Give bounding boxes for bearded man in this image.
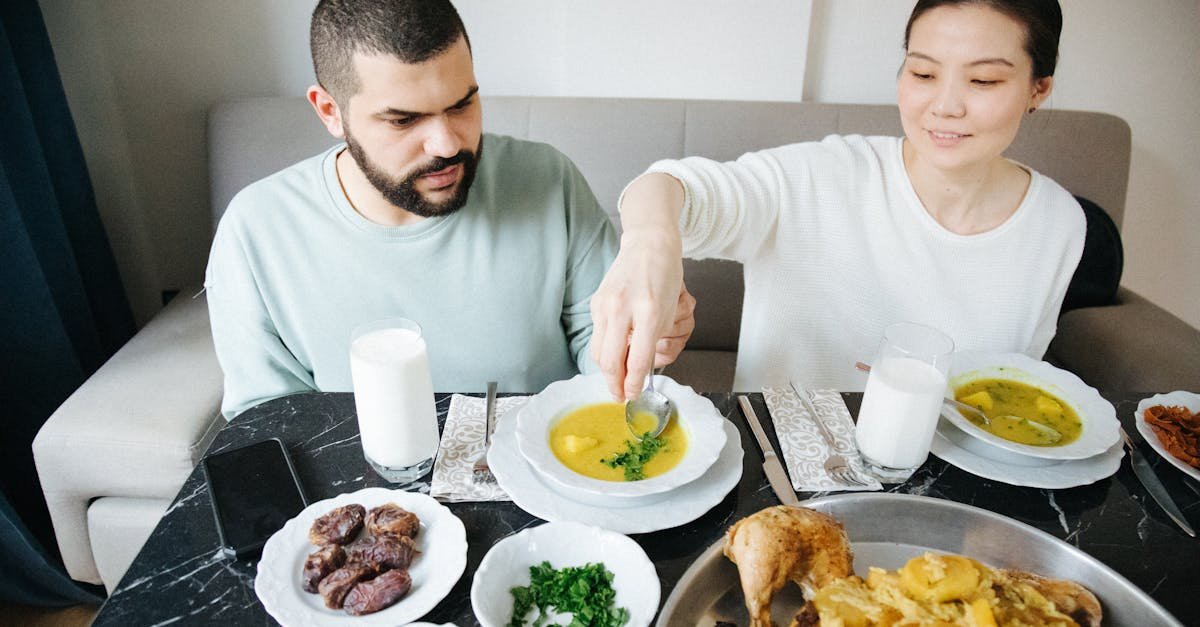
[206,0,693,418]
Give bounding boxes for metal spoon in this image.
[944,397,994,426]
[625,370,673,440]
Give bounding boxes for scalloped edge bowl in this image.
[470,521,659,627]
[515,373,727,506]
[941,352,1119,461]
[1135,391,1200,482]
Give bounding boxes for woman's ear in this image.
[1029,75,1054,112]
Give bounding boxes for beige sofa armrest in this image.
[33,289,224,584]
[1048,287,1200,393]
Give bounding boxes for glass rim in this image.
[350,316,423,341]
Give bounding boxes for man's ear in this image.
[307,85,346,139]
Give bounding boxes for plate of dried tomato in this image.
[1135,391,1200,482]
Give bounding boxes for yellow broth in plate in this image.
[954,379,1082,446]
[549,402,687,481]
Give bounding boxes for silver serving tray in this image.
[657,493,1179,627]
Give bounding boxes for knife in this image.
[1121,427,1195,537]
[737,395,800,507]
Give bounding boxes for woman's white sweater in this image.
[647,135,1085,392]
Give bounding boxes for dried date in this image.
[366,503,421,538]
[309,504,366,546]
[344,569,412,615]
[317,564,373,609]
[346,533,418,572]
[301,544,346,593]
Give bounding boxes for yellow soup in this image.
[549,402,688,481]
[954,379,1082,446]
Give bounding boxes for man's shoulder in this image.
[481,133,577,173]
[221,148,336,226]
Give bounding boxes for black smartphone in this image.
[201,437,309,559]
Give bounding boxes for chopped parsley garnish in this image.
[508,561,630,627]
[600,435,667,481]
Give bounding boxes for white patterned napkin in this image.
[763,387,882,492]
[430,394,529,502]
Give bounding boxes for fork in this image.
[472,381,498,483]
[789,382,870,487]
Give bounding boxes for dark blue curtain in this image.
[1,0,132,605]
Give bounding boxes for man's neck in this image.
[334,148,425,226]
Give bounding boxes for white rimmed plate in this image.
[941,352,1118,461]
[515,374,727,506]
[255,487,467,627]
[470,521,659,627]
[492,411,743,533]
[1135,391,1200,482]
[931,418,1123,489]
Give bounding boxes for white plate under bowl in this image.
[491,413,743,533]
[255,487,467,627]
[470,521,659,627]
[941,352,1118,461]
[515,373,727,507]
[1135,391,1200,483]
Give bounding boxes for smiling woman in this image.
[588,0,1088,395]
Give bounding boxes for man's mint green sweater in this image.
[205,134,617,418]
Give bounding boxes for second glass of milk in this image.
[349,317,440,484]
[854,322,954,482]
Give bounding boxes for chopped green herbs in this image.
[508,561,630,627]
[600,435,667,481]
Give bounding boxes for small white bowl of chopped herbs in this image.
[470,521,659,627]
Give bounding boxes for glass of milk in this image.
[349,318,440,484]
[854,322,954,482]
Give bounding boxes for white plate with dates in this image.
[255,487,467,626]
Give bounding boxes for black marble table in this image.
[93,392,1199,626]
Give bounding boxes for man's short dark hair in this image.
[310,0,469,104]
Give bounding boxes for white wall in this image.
[40,0,1199,330]
[459,1,811,101]
[805,0,1200,330]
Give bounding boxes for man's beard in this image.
[343,129,481,219]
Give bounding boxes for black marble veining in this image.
[92,392,1200,626]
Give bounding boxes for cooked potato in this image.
[898,554,981,603]
[562,434,598,453]
[970,597,999,627]
[960,390,994,412]
[1036,395,1063,417]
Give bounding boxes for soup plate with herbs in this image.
[515,373,727,507]
[941,352,1119,464]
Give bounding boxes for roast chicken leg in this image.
[723,505,854,627]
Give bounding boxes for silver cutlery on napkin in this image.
[1121,427,1195,537]
[737,395,800,506]
[472,381,498,483]
[789,382,870,487]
